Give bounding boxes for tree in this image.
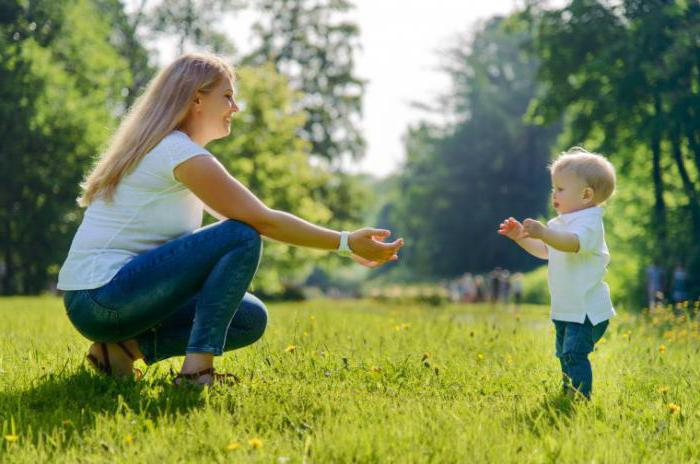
[390,16,559,278]
[146,0,241,56]
[0,0,132,293]
[524,0,700,302]
[94,0,155,108]
[244,0,365,164]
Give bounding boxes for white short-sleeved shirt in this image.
[57,131,213,290]
[546,206,615,325]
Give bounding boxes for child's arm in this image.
[523,219,579,253]
[498,217,548,259]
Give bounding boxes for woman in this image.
[58,53,403,386]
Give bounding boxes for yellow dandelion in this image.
[124,435,133,445]
[659,344,666,353]
[658,386,670,394]
[227,442,241,451]
[248,437,263,449]
[668,403,681,414]
[477,353,484,361]
[284,345,297,353]
[505,355,513,364]
[393,322,411,331]
[4,434,19,442]
[598,337,606,345]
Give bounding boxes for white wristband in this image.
[337,231,352,257]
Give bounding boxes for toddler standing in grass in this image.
[498,147,616,399]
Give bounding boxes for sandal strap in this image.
[173,367,239,386]
[100,343,111,374]
[116,341,137,361]
[175,367,215,379]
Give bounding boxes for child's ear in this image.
[583,187,595,203]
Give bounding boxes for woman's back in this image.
[57,131,212,290]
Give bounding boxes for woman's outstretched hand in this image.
[348,228,404,268]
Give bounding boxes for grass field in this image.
[1,296,699,463]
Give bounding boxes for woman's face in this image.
[192,77,239,144]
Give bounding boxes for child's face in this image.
[551,169,594,214]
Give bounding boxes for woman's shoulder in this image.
[140,131,212,180]
[145,131,209,163]
[156,131,210,156]
[152,130,193,152]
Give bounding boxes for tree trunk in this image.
[671,129,700,236]
[2,220,14,295]
[651,96,667,258]
[686,126,700,178]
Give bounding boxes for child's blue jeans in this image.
[553,316,609,398]
[63,219,266,365]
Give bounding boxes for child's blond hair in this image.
[549,147,616,204]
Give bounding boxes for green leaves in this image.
[0,0,132,294]
[390,17,558,278]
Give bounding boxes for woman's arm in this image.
[174,155,403,265]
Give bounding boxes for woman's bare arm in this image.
[174,155,403,264]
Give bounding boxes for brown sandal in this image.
[172,367,239,387]
[86,342,143,379]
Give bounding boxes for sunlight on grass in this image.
[0,297,698,462]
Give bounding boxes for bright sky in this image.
[130,0,522,177]
[349,0,520,177]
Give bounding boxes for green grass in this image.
[1,297,699,463]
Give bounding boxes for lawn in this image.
[1,296,698,463]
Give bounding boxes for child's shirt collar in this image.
[557,206,603,223]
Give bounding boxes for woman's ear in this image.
[192,92,202,109]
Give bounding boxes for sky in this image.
[130,0,522,177]
[349,0,521,177]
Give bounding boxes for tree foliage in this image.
[0,0,131,294]
[244,0,365,164]
[389,17,559,278]
[523,0,700,302]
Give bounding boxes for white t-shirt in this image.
[57,131,212,290]
[546,206,615,325]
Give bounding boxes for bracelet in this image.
[337,231,352,257]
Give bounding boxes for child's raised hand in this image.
[498,217,528,240]
[522,218,546,239]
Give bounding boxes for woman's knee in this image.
[249,296,268,340]
[219,220,262,258]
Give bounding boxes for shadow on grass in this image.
[514,389,581,435]
[0,366,208,444]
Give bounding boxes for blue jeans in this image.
[553,317,609,398]
[63,219,266,365]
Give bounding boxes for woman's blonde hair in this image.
[78,53,234,207]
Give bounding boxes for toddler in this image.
[498,147,616,399]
